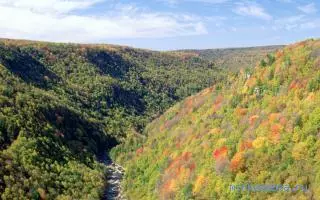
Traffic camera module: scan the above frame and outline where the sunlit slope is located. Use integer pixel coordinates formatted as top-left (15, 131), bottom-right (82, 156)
top-left (118, 39), bottom-right (320, 200)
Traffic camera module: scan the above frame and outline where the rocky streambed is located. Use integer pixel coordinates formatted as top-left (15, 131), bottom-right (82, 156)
top-left (99, 153), bottom-right (125, 200)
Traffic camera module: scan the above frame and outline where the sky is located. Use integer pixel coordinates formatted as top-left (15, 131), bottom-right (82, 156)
top-left (0, 0), bottom-right (319, 50)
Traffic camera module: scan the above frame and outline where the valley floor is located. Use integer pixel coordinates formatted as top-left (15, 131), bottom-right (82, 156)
top-left (99, 153), bottom-right (125, 200)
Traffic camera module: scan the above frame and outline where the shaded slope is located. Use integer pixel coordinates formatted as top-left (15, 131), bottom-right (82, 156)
top-left (0, 39), bottom-right (227, 136)
top-left (114, 39), bottom-right (320, 200)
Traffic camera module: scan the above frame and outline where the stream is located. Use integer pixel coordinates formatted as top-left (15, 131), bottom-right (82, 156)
top-left (99, 153), bottom-right (125, 200)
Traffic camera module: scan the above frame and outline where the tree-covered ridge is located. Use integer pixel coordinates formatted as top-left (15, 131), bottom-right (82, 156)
top-left (0, 39), bottom-right (229, 199)
top-left (177, 45), bottom-right (283, 71)
top-left (0, 38), bottom-right (228, 137)
top-left (113, 39), bottom-right (320, 200)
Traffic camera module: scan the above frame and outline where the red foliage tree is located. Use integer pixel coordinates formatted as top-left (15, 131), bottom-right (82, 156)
top-left (212, 146), bottom-right (228, 160)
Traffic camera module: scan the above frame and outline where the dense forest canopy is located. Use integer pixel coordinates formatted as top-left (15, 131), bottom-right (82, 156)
top-left (0, 38), bottom-right (278, 199)
top-left (112, 39), bottom-right (320, 200)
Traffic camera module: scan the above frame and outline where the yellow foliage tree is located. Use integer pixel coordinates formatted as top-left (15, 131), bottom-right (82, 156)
top-left (193, 175), bottom-right (206, 195)
top-left (292, 142), bottom-right (308, 160)
top-left (252, 137), bottom-right (267, 149)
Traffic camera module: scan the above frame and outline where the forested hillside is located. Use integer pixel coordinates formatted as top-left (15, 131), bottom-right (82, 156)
top-left (178, 45), bottom-right (282, 71)
top-left (0, 38), bottom-right (280, 199)
top-left (113, 39), bottom-right (320, 199)
top-left (0, 39), bottom-right (228, 199)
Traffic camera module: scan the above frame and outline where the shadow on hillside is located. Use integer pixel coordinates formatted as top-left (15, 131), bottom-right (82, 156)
top-left (111, 85), bottom-right (146, 115)
top-left (0, 118), bottom-right (19, 151)
top-left (86, 49), bottom-right (132, 79)
top-left (0, 46), bottom-right (61, 89)
top-left (39, 106), bottom-right (118, 163)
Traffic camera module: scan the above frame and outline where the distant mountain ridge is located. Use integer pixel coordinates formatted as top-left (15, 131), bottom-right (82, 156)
top-left (175, 45), bottom-right (283, 71)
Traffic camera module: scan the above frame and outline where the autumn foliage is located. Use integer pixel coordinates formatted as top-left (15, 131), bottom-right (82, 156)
top-left (118, 39), bottom-right (320, 200)
top-left (212, 146), bottom-right (228, 160)
top-left (160, 152), bottom-right (196, 199)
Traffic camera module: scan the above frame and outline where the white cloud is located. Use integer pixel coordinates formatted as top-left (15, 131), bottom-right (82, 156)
top-left (0, 0), bottom-right (102, 14)
top-left (274, 15), bottom-right (304, 25)
top-left (277, 0), bottom-right (292, 3)
top-left (0, 0), bottom-right (208, 42)
top-left (300, 21), bottom-right (317, 29)
top-left (230, 27), bottom-right (237, 32)
top-left (233, 2), bottom-right (272, 20)
top-left (185, 0), bottom-right (228, 3)
top-left (298, 3), bottom-right (317, 14)
top-left (273, 15), bottom-right (320, 31)
top-left (159, 0), bottom-right (228, 6)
